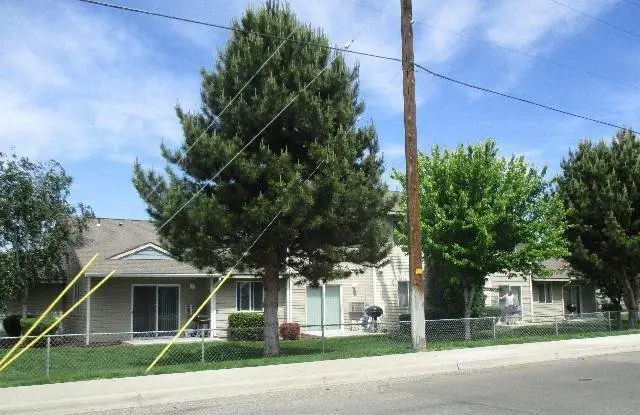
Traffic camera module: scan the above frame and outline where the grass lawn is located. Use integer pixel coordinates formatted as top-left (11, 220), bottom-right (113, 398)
top-left (0, 328), bottom-right (638, 388)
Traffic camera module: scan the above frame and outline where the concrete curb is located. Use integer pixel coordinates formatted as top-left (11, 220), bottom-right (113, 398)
top-left (2, 334), bottom-right (640, 415)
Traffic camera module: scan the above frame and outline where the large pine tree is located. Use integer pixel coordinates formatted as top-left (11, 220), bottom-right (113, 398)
top-left (557, 129), bottom-right (640, 327)
top-left (133, 2), bottom-right (393, 355)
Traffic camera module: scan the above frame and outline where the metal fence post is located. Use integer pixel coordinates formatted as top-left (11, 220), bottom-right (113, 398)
top-left (200, 330), bottom-right (205, 364)
top-left (608, 311), bottom-right (612, 332)
top-left (45, 336), bottom-right (51, 378)
top-left (493, 317), bottom-right (497, 339)
top-left (554, 316), bottom-right (559, 335)
top-left (321, 289), bottom-right (325, 356)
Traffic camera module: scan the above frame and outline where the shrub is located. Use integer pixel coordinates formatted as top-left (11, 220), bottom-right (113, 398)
top-left (21, 317), bottom-right (59, 336)
top-left (477, 306), bottom-right (502, 318)
top-left (227, 312), bottom-right (264, 341)
top-left (601, 303), bottom-right (622, 312)
top-left (425, 307), bottom-right (448, 320)
top-left (279, 322), bottom-right (301, 340)
top-left (2, 315), bottom-right (23, 337)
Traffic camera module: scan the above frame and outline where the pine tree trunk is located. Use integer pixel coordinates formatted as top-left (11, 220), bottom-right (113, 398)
top-left (462, 282), bottom-right (475, 341)
top-left (263, 260), bottom-right (281, 357)
top-left (622, 277), bottom-right (639, 329)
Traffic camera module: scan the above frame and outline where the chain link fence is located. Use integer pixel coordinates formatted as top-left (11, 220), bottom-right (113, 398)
top-left (0, 311), bottom-right (636, 387)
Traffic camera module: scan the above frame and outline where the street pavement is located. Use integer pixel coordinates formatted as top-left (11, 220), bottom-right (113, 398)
top-left (2, 334), bottom-right (640, 414)
top-left (100, 352), bottom-right (640, 415)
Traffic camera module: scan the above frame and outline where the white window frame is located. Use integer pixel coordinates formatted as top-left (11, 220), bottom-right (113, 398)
top-left (398, 281), bottom-right (410, 309)
top-left (537, 282), bottom-right (553, 304)
top-left (236, 281), bottom-right (264, 311)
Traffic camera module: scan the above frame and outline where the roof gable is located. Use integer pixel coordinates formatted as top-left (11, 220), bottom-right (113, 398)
top-left (108, 243), bottom-right (173, 260)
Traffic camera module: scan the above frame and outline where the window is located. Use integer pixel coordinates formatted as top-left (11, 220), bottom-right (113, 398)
top-left (236, 281), bottom-right (264, 311)
top-left (398, 281), bottom-right (410, 309)
top-left (537, 282), bottom-right (553, 303)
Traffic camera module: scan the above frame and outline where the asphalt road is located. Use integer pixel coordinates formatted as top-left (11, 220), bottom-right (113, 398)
top-left (95, 352), bottom-right (640, 415)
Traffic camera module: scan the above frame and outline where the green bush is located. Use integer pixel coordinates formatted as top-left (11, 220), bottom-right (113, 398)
top-left (3, 315), bottom-right (23, 337)
top-left (425, 307), bottom-right (448, 320)
top-left (601, 303), bottom-right (622, 312)
top-left (477, 306), bottom-right (502, 318)
top-left (227, 312), bottom-right (264, 341)
top-left (21, 317), bottom-right (59, 336)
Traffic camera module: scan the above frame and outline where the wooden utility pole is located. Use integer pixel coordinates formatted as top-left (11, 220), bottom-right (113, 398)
top-left (400, 0), bottom-right (426, 350)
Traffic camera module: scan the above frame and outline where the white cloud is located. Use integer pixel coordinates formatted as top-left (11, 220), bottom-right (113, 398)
top-left (0, 2), bottom-right (199, 162)
top-left (0, 0), bottom-right (624, 164)
top-left (484, 0), bottom-right (616, 51)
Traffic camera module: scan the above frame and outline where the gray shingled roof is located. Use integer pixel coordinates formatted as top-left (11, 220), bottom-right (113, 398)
top-left (532, 258), bottom-right (572, 280)
top-left (76, 218), bottom-right (211, 276)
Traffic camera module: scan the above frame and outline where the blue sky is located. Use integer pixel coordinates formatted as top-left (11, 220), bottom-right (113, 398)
top-left (1, 0), bottom-right (639, 220)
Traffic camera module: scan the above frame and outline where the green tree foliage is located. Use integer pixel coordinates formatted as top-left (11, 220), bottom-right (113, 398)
top-left (393, 139), bottom-right (567, 335)
top-left (557, 129), bottom-right (640, 327)
top-left (0, 152), bottom-right (93, 313)
top-left (133, 2), bottom-right (393, 356)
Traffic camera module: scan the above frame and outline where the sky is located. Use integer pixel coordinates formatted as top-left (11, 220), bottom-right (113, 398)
top-left (1, 0), bottom-right (639, 220)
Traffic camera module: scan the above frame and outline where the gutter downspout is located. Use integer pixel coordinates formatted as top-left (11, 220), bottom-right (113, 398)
top-left (529, 275), bottom-right (534, 322)
top-left (562, 281), bottom-right (573, 318)
top-left (287, 276), bottom-right (293, 322)
top-left (372, 267), bottom-right (377, 307)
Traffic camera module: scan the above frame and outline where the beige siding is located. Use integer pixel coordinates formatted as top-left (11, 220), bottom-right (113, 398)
top-left (485, 273), bottom-right (532, 320)
top-left (88, 277), bottom-right (211, 334)
top-left (330, 264), bottom-right (375, 325)
top-left (5, 283), bottom-right (67, 316)
top-left (214, 282), bottom-right (236, 334)
top-left (582, 284), bottom-right (598, 313)
top-left (278, 279), bottom-right (287, 322)
top-left (65, 279), bottom-right (88, 334)
top-left (4, 283), bottom-right (72, 334)
top-left (288, 266), bottom-right (377, 328)
top-left (375, 246), bottom-right (410, 324)
top-left (291, 279), bottom-right (307, 325)
top-left (562, 284), bottom-right (598, 314)
top-left (213, 278), bottom-right (288, 333)
top-left (531, 281), bottom-right (565, 317)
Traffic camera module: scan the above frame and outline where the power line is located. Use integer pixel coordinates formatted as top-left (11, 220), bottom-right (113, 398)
top-left (340, 0), bottom-right (640, 90)
top-left (70, 0), bottom-right (408, 66)
top-left (416, 66), bottom-right (638, 135)
top-left (548, 0), bottom-right (640, 40)
top-left (621, 0), bottom-right (640, 8)
top-left (68, 0), bottom-right (637, 138)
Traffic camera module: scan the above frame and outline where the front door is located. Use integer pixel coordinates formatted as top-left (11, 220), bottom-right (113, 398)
top-left (324, 286), bottom-right (341, 330)
top-left (132, 286), bottom-right (156, 333)
top-left (132, 285), bottom-right (180, 335)
top-left (306, 285), bottom-right (341, 331)
top-left (571, 286), bottom-right (582, 314)
top-left (158, 286), bottom-right (179, 332)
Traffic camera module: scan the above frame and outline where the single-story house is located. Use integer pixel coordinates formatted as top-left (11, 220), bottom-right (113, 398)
top-left (3, 216), bottom-right (600, 339)
top-left (484, 259), bottom-right (598, 322)
top-left (1, 218), bottom-right (412, 340)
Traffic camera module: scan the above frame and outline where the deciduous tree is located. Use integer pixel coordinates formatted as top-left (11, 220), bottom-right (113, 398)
top-left (393, 140), bottom-right (566, 338)
top-left (0, 152), bottom-right (93, 315)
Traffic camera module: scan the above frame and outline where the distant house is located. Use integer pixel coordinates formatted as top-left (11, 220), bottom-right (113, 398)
top-left (484, 259), bottom-right (599, 322)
